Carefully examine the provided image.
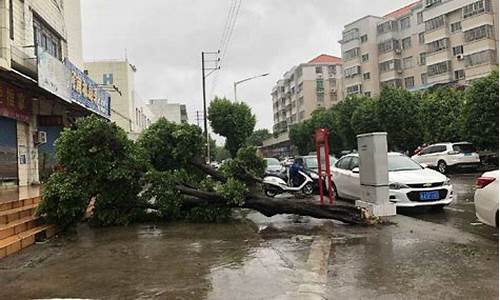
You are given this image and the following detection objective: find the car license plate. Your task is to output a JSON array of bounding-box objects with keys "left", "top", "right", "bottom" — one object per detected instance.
[
  {"left": 464, "top": 153, "right": 472, "bottom": 156},
  {"left": 420, "top": 191, "right": 440, "bottom": 201}
]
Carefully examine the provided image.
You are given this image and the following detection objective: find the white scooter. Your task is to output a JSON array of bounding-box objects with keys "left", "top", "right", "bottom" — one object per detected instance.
[{"left": 263, "top": 169, "right": 316, "bottom": 197}]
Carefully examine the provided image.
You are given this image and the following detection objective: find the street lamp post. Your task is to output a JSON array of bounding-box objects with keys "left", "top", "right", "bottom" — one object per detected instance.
[{"left": 234, "top": 73, "right": 269, "bottom": 102}]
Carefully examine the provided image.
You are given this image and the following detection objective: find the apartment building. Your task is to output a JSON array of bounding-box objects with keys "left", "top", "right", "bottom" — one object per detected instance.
[
  {"left": 423, "top": 0, "right": 498, "bottom": 84},
  {"left": 340, "top": 0, "right": 498, "bottom": 97},
  {"left": 85, "top": 60, "right": 151, "bottom": 139},
  {"left": 146, "top": 99, "right": 188, "bottom": 124},
  {"left": 0, "top": 0, "right": 110, "bottom": 185},
  {"left": 271, "top": 54, "right": 343, "bottom": 135}
]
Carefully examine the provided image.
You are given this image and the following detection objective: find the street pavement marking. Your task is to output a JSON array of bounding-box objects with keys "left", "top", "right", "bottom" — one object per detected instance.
[
  {"left": 274, "top": 236, "right": 331, "bottom": 300},
  {"left": 444, "top": 206, "right": 466, "bottom": 213}
]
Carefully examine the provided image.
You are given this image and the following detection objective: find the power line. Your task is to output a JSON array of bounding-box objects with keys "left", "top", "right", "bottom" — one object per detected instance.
[{"left": 209, "top": 0, "right": 243, "bottom": 98}]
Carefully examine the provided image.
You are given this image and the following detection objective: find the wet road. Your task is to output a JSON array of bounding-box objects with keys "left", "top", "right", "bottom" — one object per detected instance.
[
  {"left": 0, "top": 173, "right": 497, "bottom": 299},
  {"left": 400, "top": 172, "right": 499, "bottom": 241}
]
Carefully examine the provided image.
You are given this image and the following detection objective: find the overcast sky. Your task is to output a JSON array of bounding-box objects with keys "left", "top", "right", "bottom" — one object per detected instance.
[{"left": 81, "top": 0, "right": 413, "bottom": 134}]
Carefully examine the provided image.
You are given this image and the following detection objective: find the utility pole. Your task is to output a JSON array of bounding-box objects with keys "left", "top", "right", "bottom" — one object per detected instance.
[{"left": 201, "top": 50, "right": 220, "bottom": 164}]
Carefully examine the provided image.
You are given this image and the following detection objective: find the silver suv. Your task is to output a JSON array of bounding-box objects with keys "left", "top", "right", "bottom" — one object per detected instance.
[{"left": 411, "top": 142, "right": 480, "bottom": 173}]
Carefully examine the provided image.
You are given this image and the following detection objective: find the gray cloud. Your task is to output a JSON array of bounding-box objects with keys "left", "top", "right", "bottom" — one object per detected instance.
[{"left": 81, "top": 0, "right": 414, "bottom": 133}]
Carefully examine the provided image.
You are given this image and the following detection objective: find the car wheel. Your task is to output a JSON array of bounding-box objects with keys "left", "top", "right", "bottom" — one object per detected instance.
[
  {"left": 332, "top": 182, "right": 340, "bottom": 199},
  {"left": 437, "top": 160, "right": 447, "bottom": 174},
  {"left": 302, "top": 183, "right": 314, "bottom": 196}
]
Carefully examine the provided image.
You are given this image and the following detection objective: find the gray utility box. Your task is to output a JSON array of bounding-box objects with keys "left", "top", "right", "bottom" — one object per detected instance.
[{"left": 355, "top": 132, "right": 396, "bottom": 217}]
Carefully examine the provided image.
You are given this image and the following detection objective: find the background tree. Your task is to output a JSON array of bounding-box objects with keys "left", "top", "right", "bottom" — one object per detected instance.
[
  {"left": 351, "top": 97, "right": 381, "bottom": 135},
  {"left": 419, "top": 87, "right": 465, "bottom": 144},
  {"left": 246, "top": 129, "right": 272, "bottom": 147},
  {"left": 208, "top": 97, "right": 256, "bottom": 157},
  {"left": 462, "top": 71, "right": 499, "bottom": 150},
  {"left": 377, "top": 86, "right": 423, "bottom": 152}
]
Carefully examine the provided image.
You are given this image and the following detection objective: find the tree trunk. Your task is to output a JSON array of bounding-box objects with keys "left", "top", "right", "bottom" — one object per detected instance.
[{"left": 175, "top": 185, "right": 370, "bottom": 225}]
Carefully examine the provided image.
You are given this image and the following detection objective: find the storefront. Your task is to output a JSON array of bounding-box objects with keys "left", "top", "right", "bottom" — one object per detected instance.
[{"left": 0, "top": 80, "right": 32, "bottom": 184}]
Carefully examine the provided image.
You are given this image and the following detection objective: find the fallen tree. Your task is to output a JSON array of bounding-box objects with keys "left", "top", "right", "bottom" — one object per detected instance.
[{"left": 38, "top": 111, "right": 372, "bottom": 230}]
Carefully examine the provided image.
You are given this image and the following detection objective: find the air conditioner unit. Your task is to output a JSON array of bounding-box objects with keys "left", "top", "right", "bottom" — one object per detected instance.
[
  {"left": 456, "top": 54, "right": 464, "bottom": 60},
  {"left": 34, "top": 131, "right": 47, "bottom": 145}
]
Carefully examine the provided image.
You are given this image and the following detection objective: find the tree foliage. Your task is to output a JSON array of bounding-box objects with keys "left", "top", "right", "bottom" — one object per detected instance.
[
  {"left": 463, "top": 71, "right": 499, "bottom": 150},
  {"left": 208, "top": 97, "right": 256, "bottom": 157},
  {"left": 246, "top": 129, "right": 272, "bottom": 147},
  {"left": 38, "top": 116, "right": 146, "bottom": 227},
  {"left": 290, "top": 74, "right": 499, "bottom": 154}
]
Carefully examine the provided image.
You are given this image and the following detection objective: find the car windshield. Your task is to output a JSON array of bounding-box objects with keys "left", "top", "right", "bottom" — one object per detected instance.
[
  {"left": 265, "top": 158, "right": 280, "bottom": 166},
  {"left": 304, "top": 156, "right": 337, "bottom": 168},
  {"left": 388, "top": 155, "right": 422, "bottom": 172},
  {"left": 453, "top": 143, "right": 476, "bottom": 153}
]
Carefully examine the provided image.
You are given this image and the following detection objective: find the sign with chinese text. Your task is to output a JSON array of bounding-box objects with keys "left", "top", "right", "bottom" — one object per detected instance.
[
  {"left": 37, "top": 47, "right": 72, "bottom": 103},
  {"left": 0, "top": 80, "right": 31, "bottom": 123},
  {"left": 64, "top": 59, "right": 111, "bottom": 118}
]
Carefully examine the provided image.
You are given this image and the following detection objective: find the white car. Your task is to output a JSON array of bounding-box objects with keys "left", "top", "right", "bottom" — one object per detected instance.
[
  {"left": 474, "top": 170, "right": 499, "bottom": 227},
  {"left": 411, "top": 142, "right": 480, "bottom": 174},
  {"left": 331, "top": 153, "right": 455, "bottom": 208}
]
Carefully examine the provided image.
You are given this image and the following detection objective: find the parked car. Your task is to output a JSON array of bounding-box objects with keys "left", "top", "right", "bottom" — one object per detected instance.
[
  {"left": 264, "top": 157, "right": 283, "bottom": 176},
  {"left": 301, "top": 155, "right": 338, "bottom": 173},
  {"left": 411, "top": 142, "right": 480, "bottom": 174},
  {"left": 474, "top": 170, "right": 499, "bottom": 227},
  {"left": 331, "top": 152, "right": 454, "bottom": 208}
]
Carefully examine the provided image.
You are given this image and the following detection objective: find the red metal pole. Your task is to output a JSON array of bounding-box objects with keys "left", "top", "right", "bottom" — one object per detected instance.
[
  {"left": 316, "top": 138, "right": 324, "bottom": 204},
  {"left": 323, "top": 133, "right": 334, "bottom": 204}
]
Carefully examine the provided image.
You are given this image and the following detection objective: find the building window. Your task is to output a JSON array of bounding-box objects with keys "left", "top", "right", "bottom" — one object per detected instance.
[
  {"left": 377, "top": 20, "right": 398, "bottom": 35},
  {"left": 464, "top": 24, "right": 495, "bottom": 42},
  {"left": 363, "top": 72, "right": 370, "bottom": 80},
  {"left": 402, "top": 37, "right": 412, "bottom": 50},
  {"left": 9, "top": 0, "right": 14, "bottom": 40},
  {"left": 342, "top": 28, "right": 360, "bottom": 43},
  {"left": 346, "top": 84, "right": 362, "bottom": 95},
  {"left": 317, "top": 93, "right": 324, "bottom": 102},
  {"left": 463, "top": 0, "right": 490, "bottom": 19},
  {"left": 419, "top": 52, "right": 426, "bottom": 65},
  {"left": 427, "top": 61, "right": 451, "bottom": 77},
  {"left": 403, "top": 56, "right": 413, "bottom": 69},
  {"left": 343, "top": 47, "right": 360, "bottom": 61},
  {"left": 315, "top": 66, "right": 323, "bottom": 74},
  {"left": 103, "top": 73, "right": 114, "bottom": 85},
  {"left": 343, "top": 65, "right": 361, "bottom": 78},
  {"left": 404, "top": 77, "right": 415, "bottom": 88},
  {"left": 450, "top": 22, "right": 462, "bottom": 33},
  {"left": 400, "top": 17, "right": 411, "bottom": 30},
  {"left": 378, "top": 39, "right": 400, "bottom": 53},
  {"left": 379, "top": 59, "right": 401, "bottom": 73},
  {"left": 464, "top": 50, "right": 496, "bottom": 67},
  {"left": 425, "top": 15, "right": 445, "bottom": 31},
  {"left": 427, "top": 38, "right": 448, "bottom": 53},
  {"left": 361, "top": 54, "right": 369, "bottom": 62},
  {"left": 328, "top": 65, "right": 336, "bottom": 75},
  {"left": 360, "top": 34, "right": 368, "bottom": 43},
  {"left": 419, "top": 32, "right": 425, "bottom": 44},
  {"left": 421, "top": 73, "right": 428, "bottom": 84},
  {"left": 33, "top": 17, "right": 62, "bottom": 59},
  {"left": 452, "top": 45, "right": 464, "bottom": 56},
  {"left": 417, "top": 12, "right": 423, "bottom": 24},
  {"left": 316, "top": 80, "right": 324, "bottom": 92},
  {"left": 381, "top": 79, "right": 403, "bottom": 88},
  {"left": 455, "top": 69, "right": 465, "bottom": 80},
  {"left": 425, "top": 0, "right": 442, "bottom": 7}
]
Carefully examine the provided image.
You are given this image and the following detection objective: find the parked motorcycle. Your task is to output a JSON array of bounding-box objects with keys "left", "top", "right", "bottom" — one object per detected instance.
[{"left": 263, "top": 169, "right": 316, "bottom": 197}]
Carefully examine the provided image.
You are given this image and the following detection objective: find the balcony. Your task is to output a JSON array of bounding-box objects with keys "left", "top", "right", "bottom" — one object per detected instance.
[
  {"left": 463, "top": 38, "right": 497, "bottom": 55},
  {"left": 462, "top": 12, "right": 494, "bottom": 31},
  {"left": 10, "top": 45, "right": 37, "bottom": 78},
  {"left": 424, "top": 26, "right": 448, "bottom": 44},
  {"left": 426, "top": 49, "right": 451, "bottom": 66},
  {"left": 465, "top": 64, "right": 497, "bottom": 81}
]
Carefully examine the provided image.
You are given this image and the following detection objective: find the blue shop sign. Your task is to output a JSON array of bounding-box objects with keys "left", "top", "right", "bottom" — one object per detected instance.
[{"left": 64, "top": 60, "right": 111, "bottom": 118}]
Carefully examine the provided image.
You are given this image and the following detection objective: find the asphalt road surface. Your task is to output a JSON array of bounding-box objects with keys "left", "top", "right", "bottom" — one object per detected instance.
[{"left": 400, "top": 171, "right": 499, "bottom": 241}]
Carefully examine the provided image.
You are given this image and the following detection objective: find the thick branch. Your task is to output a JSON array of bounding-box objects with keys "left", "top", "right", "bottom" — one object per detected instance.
[
  {"left": 190, "top": 159, "right": 227, "bottom": 182},
  {"left": 173, "top": 185, "right": 369, "bottom": 225}
]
